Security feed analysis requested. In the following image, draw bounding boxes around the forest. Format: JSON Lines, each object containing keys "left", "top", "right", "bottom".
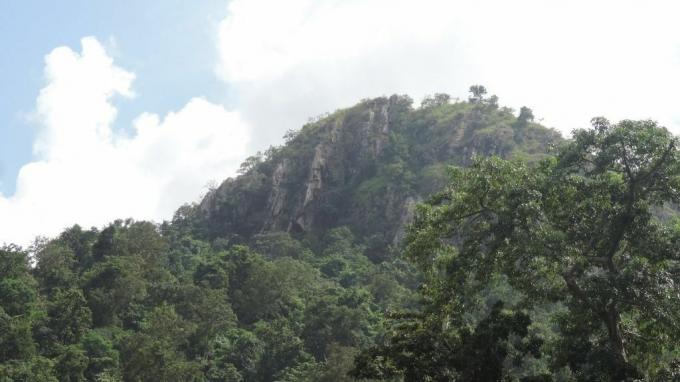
{"left": 1, "top": 87, "right": 678, "bottom": 381}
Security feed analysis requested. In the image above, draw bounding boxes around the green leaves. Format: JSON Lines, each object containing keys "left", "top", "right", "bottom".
{"left": 360, "top": 119, "right": 680, "bottom": 380}
{"left": 47, "top": 289, "right": 92, "bottom": 344}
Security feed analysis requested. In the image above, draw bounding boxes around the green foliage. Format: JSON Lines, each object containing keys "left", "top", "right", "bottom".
{"left": 468, "top": 84, "right": 488, "bottom": 102}
{"left": 0, "top": 356, "right": 57, "bottom": 382}
{"left": 120, "top": 304, "right": 200, "bottom": 382}
{"left": 83, "top": 256, "right": 147, "bottom": 327}
{"left": 0, "top": 307, "right": 37, "bottom": 362}
{"left": 207, "top": 328, "right": 263, "bottom": 381}
{"left": 302, "top": 287, "right": 379, "bottom": 360}
{"left": 80, "top": 330, "right": 120, "bottom": 381}
{"left": 355, "top": 118, "right": 680, "bottom": 380}
{"left": 55, "top": 344, "right": 88, "bottom": 382}
{"left": 4, "top": 215, "right": 402, "bottom": 380}
{"left": 34, "top": 240, "right": 78, "bottom": 293}
{"left": 47, "top": 288, "right": 92, "bottom": 344}
{"left": 352, "top": 301, "right": 543, "bottom": 381}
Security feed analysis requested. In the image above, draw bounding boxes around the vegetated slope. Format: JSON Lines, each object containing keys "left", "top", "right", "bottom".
{"left": 0, "top": 92, "right": 563, "bottom": 381}
{"left": 192, "top": 93, "right": 560, "bottom": 260}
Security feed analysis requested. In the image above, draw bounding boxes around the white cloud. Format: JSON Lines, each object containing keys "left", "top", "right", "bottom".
{"left": 218, "top": 0, "right": 478, "bottom": 150}
{"left": 4, "top": 1, "right": 680, "bottom": 245}
{"left": 0, "top": 37, "right": 249, "bottom": 246}
{"left": 218, "top": 0, "right": 680, "bottom": 151}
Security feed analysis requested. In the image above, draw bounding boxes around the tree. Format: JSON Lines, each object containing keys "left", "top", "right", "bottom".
{"left": 302, "top": 287, "right": 378, "bottom": 360}
{"left": 237, "top": 153, "right": 264, "bottom": 175}
{"left": 351, "top": 301, "right": 543, "bottom": 381}
{"left": 33, "top": 241, "right": 78, "bottom": 294}
{"left": 0, "top": 245, "right": 39, "bottom": 318}
{"left": 80, "top": 331, "right": 120, "bottom": 381}
{"left": 83, "top": 256, "right": 147, "bottom": 327}
{"left": 468, "top": 85, "right": 487, "bottom": 103}
{"left": 47, "top": 289, "right": 92, "bottom": 344}
{"left": 253, "top": 319, "right": 312, "bottom": 381}
{"left": 120, "top": 304, "right": 200, "bottom": 382}
{"left": 420, "top": 93, "right": 451, "bottom": 108}
{"left": 55, "top": 344, "right": 88, "bottom": 382}
{"left": 206, "top": 328, "right": 263, "bottom": 381}
{"left": 518, "top": 106, "right": 535, "bottom": 123}
{"left": 0, "top": 356, "right": 57, "bottom": 382}
{"left": 358, "top": 118, "right": 680, "bottom": 380}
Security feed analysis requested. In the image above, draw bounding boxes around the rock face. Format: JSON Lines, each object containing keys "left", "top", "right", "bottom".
{"left": 393, "top": 196, "right": 419, "bottom": 246}
{"left": 265, "top": 159, "right": 289, "bottom": 230}
{"left": 296, "top": 144, "right": 329, "bottom": 232}
{"left": 195, "top": 95, "right": 561, "bottom": 258}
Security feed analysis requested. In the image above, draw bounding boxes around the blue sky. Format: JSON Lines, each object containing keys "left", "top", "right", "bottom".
{"left": 0, "top": 0, "right": 228, "bottom": 195}
{"left": 2, "top": 0, "right": 680, "bottom": 245}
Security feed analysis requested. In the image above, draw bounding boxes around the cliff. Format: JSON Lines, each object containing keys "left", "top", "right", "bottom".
{"left": 194, "top": 94, "right": 561, "bottom": 260}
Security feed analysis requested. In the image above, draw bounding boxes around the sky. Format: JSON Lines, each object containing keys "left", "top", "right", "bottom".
{"left": 1, "top": 0, "right": 680, "bottom": 245}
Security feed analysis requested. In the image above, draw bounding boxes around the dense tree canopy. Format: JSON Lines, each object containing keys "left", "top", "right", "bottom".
{"left": 0, "top": 220, "right": 400, "bottom": 381}
{"left": 354, "top": 118, "right": 680, "bottom": 380}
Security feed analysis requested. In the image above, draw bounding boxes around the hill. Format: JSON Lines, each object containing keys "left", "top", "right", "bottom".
{"left": 0, "top": 91, "right": 565, "bottom": 381}
{"left": 191, "top": 93, "right": 560, "bottom": 260}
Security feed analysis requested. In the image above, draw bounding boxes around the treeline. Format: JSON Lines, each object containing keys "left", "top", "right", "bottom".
{"left": 1, "top": 222, "right": 417, "bottom": 381}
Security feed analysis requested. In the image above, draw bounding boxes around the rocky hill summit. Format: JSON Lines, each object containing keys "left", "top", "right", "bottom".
{"left": 193, "top": 91, "right": 561, "bottom": 260}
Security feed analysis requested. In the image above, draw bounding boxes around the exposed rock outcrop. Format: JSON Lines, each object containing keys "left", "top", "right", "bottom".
{"left": 195, "top": 95, "right": 561, "bottom": 257}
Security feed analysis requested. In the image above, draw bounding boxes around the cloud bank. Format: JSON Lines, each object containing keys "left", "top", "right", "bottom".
{"left": 0, "top": 37, "right": 249, "bottom": 246}
{"left": 218, "top": 0, "right": 680, "bottom": 153}
{"left": 4, "top": 0, "right": 680, "bottom": 245}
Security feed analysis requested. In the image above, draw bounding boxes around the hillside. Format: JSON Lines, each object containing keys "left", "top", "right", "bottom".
{"left": 0, "top": 91, "right": 568, "bottom": 381}
{"left": 191, "top": 93, "right": 560, "bottom": 260}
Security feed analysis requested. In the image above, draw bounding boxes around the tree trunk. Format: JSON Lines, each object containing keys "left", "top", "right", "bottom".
{"left": 604, "top": 307, "right": 626, "bottom": 362}
{"left": 602, "top": 306, "right": 639, "bottom": 380}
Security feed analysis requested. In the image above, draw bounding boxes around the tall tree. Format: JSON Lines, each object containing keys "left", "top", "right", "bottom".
{"left": 468, "top": 85, "right": 487, "bottom": 102}
{"left": 355, "top": 118, "right": 680, "bottom": 380}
